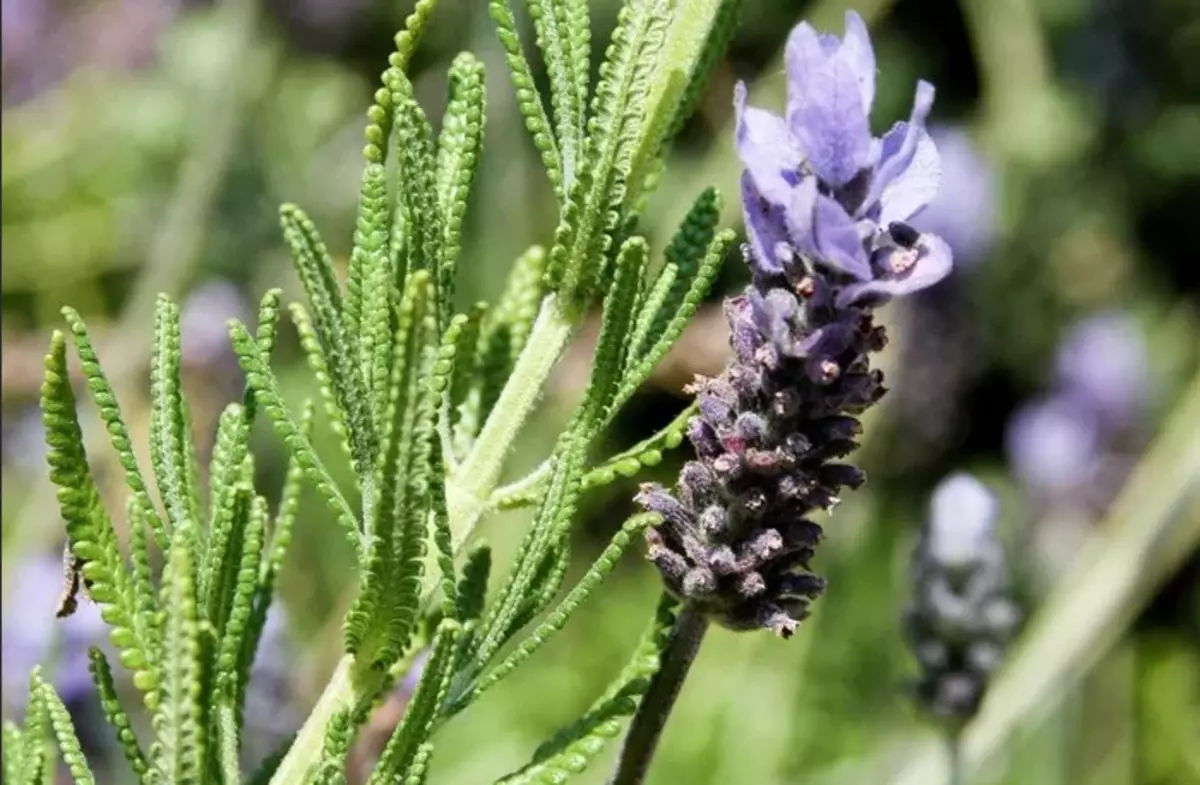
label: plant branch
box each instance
[609,602,709,785]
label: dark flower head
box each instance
[904,474,1019,726]
[638,12,955,636]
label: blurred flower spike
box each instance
[636,12,954,638]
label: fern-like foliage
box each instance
[25,1,743,782]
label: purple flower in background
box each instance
[637,13,953,637]
[1005,394,1103,496]
[1054,312,1149,429]
[909,126,999,268]
[242,604,299,769]
[904,474,1019,726]
[180,279,251,368]
[2,551,106,714]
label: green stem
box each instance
[946,730,964,785]
[444,294,575,550]
[609,604,709,785]
[268,654,371,785]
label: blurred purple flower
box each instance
[2,551,106,714]
[1054,312,1149,430]
[909,126,999,269]
[1005,394,1103,496]
[242,603,299,768]
[180,279,250,368]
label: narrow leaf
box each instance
[524,0,587,188]
[150,294,198,535]
[151,537,205,785]
[60,307,166,543]
[437,53,486,295]
[88,648,150,782]
[32,676,95,785]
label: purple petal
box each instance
[1054,312,1149,427]
[783,175,820,260]
[836,232,953,307]
[786,23,873,186]
[741,173,790,277]
[813,194,871,279]
[735,82,802,206]
[1005,395,1102,493]
[838,11,876,113]
[877,129,941,225]
[862,80,936,212]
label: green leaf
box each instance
[244,289,285,425]
[389,71,447,332]
[18,672,52,785]
[495,594,678,784]
[280,205,375,482]
[60,307,166,543]
[345,163,391,353]
[448,302,488,458]
[583,235,649,419]
[455,540,492,623]
[437,53,486,299]
[367,620,461,785]
[665,0,741,139]
[213,493,268,780]
[488,0,564,196]
[41,332,158,704]
[229,319,364,560]
[449,513,654,713]
[344,272,435,667]
[289,302,354,464]
[88,648,150,782]
[362,0,442,165]
[401,742,436,785]
[628,187,720,362]
[613,228,731,413]
[150,294,198,536]
[312,710,353,785]
[3,721,29,785]
[31,676,95,785]
[151,537,206,785]
[200,404,250,622]
[545,0,673,310]
[524,0,588,189]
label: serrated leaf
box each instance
[3,721,29,785]
[229,319,364,561]
[60,307,166,544]
[546,0,673,310]
[367,620,461,785]
[31,675,95,785]
[150,294,198,536]
[289,302,354,465]
[524,0,587,189]
[151,537,205,785]
[88,648,150,782]
[437,53,486,298]
[612,229,731,414]
[449,513,654,713]
[244,289,285,426]
[345,163,391,352]
[311,710,353,785]
[280,206,376,482]
[41,332,158,704]
[489,0,564,195]
[448,302,487,458]
[389,70,444,326]
[495,594,678,784]
[455,541,492,623]
[18,672,52,785]
[628,187,720,361]
[200,404,250,621]
[344,272,435,667]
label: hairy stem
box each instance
[609,603,709,785]
[444,294,575,549]
[268,654,376,785]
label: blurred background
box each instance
[2,0,1198,782]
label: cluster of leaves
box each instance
[8,0,744,783]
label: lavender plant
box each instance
[613,11,954,782]
[5,0,750,782]
[903,473,1019,785]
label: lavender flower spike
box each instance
[903,474,1019,726]
[637,13,953,637]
